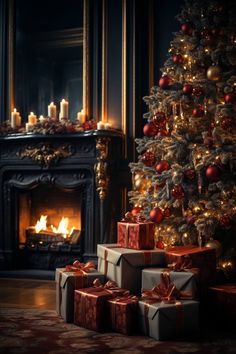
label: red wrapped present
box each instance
[117,219,155,250]
[208,284,236,322]
[74,279,128,331]
[165,246,216,292]
[107,293,139,335]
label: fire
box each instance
[35,215,47,233]
[34,215,75,237]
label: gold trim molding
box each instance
[95,137,110,200]
[122,0,127,159]
[17,143,73,167]
[101,0,108,123]
[83,0,90,117]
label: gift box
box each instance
[142,267,198,299]
[138,299,199,341]
[208,284,236,322]
[107,294,139,335]
[55,263,105,323]
[117,221,155,250]
[74,280,128,331]
[97,243,165,295]
[165,246,216,291]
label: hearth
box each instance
[0,131,124,270]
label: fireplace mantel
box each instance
[0,130,125,270]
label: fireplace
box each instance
[0,131,124,270]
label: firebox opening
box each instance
[18,185,82,249]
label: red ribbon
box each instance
[121,212,147,223]
[141,271,193,336]
[65,260,96,274]
[167,258,199,276]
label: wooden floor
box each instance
[0,278,56,310]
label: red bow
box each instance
[65,260,96,274]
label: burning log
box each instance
[26,227,81,245]
[26,227,67,243]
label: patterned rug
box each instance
[0,308,236,354]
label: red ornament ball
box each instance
[173,54,184,64]
[153,112,166,127]
[164,207,171,217]
[205,165,221,183]
[219,214,233,230]
[192,86,204,97]
[150,207,163,224]
[186,215,196,225]
[171,184,184,199]
[221,117,233,131]
[155,160,170,174]
[143,122,158,137]
[181,22,193,35]
[204,136,213,148]
[156,238,165,249]
[192,107,204,117]
[159,75,172,89]
[141,151,156,167]
[185,168,195,181]
[225,93,236,104]
[183,84,193,95]
[131,206,142,216]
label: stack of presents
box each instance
[56,216,234,340]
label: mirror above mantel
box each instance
[14,0,88,122]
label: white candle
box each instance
[28,112,37,125]
[104,122,112,130]
[25,122,34,132]
[11,108,21,128]
[97,121,105,130]
[48,102,57,120]
[60,99,69,120]
[77,109,86,124]
[39,115,45,124]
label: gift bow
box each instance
[142,271,192,303]
[92,278,130,297]
[65,260,96,273]
[167,258,199,275]
[121,212,147,223]
[142,282,177,304]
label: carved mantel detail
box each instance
[95,137,110,200]
[16,143,74,167]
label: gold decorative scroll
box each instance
[95,137,110,200]
[17,143,73,167]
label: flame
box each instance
[35,215,47,233]
[34,215,75,237]
[51,217,69,236]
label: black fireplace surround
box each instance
[0,130,124,270]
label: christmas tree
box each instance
[128,0,236,279]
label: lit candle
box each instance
[97,121,105,130]
[59,99,69,120]
[104,122,112,130]
[25,122,34,132]
[48,102,57,120]
[39,115,46,124]
[11,108,21,128]
[77,109,86,124]
[28,112,37,125]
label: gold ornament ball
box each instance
[207,65,222,81]
[205,238,223,258]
